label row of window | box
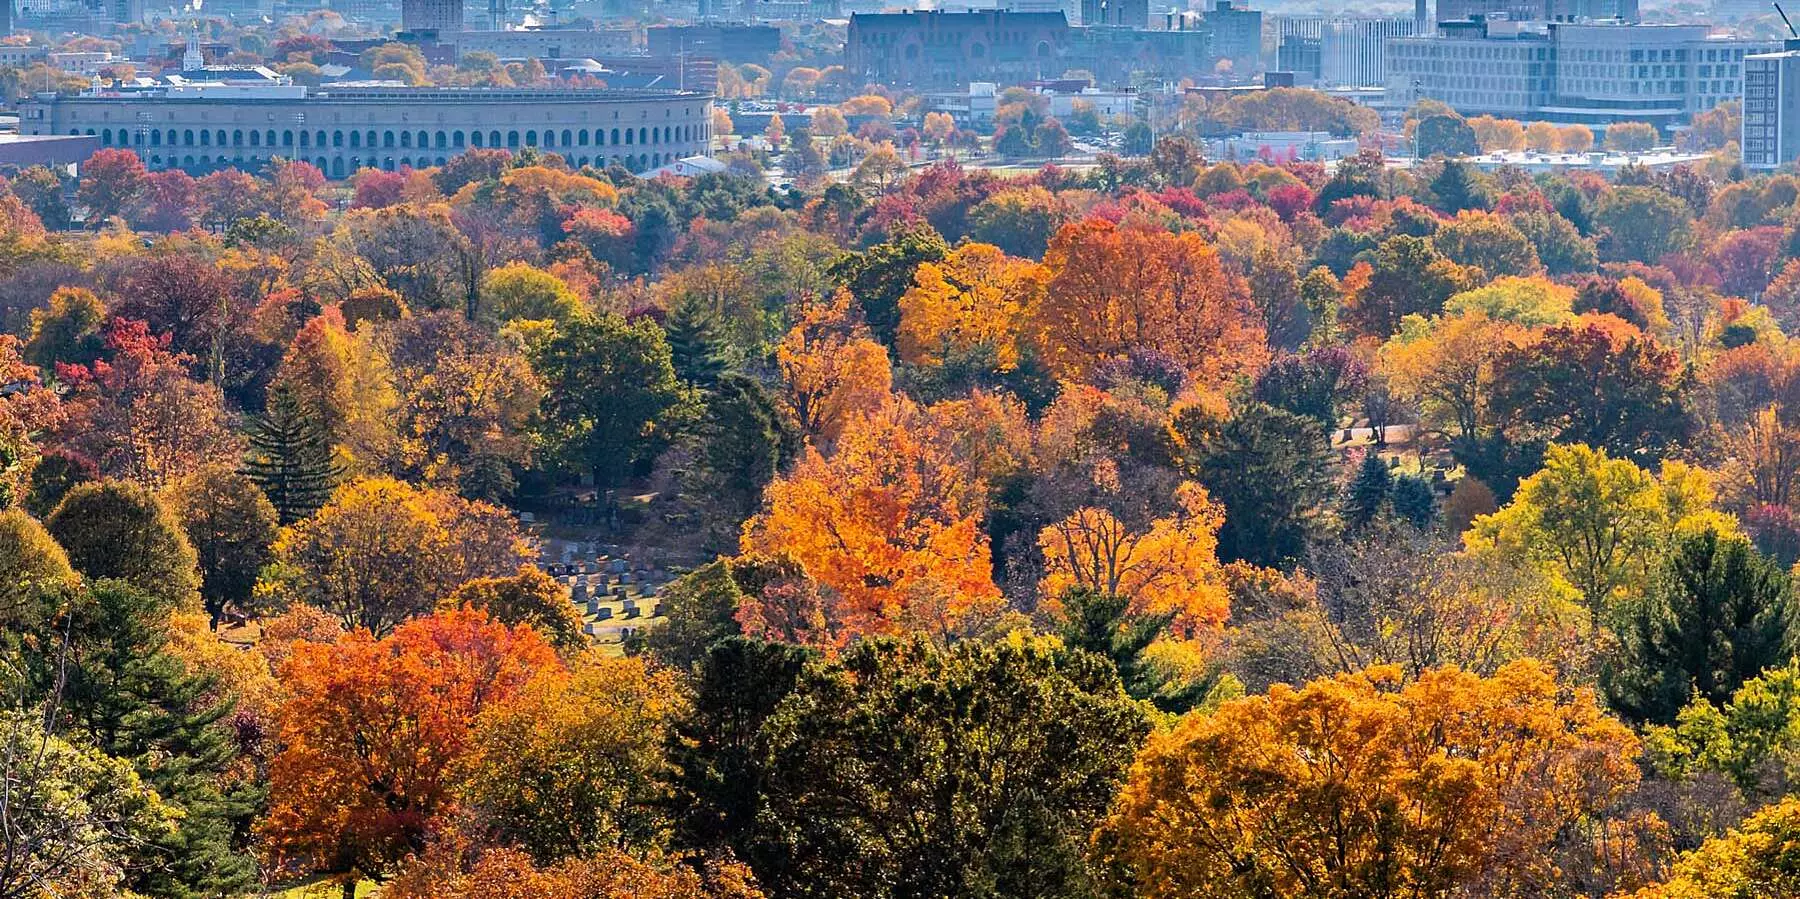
[80,123,705,151]
[141,151,683,177]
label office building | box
[1276,14,1414,86]
[1081,0,1147,28]
[1744,40,1800,168]
[1201,0,1259,74]
[18,74,713,177]
[1387,19,1774,128]
[1438,0,1638,26]
[846,10,1071,87]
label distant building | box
[451,27,638,59]
[1388,19,1773,128]
[1276,14,1414,86]
[846,10,1070,88]
[1437,0,1638,26]
[1200,0,1259,74]
[1065,24,1216,83]
[1744,41,1800,169]
[401,0,462,36]
[1204,130,1362,160]
[19,76,713,177]
[646,24,782,59]
[1081,0,1147,28]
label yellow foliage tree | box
[1465,443,1739,613]
[1100,660,1642,899]
[896,242,1048,372]
[1038,482,1230,635]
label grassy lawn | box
[273,877,378,898]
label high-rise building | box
[402,0,463,36]
[1388,19,1772,127]
[1276,14,1414,85]
[1744,40,1800,168]
[1202,0,1260,74]
[1080,0,1147,28]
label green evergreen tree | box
[244,383,339,524]
[668,637,817,855]
[1181,402,1335,569]
[1604,529,1796,724]
[1053,587,1220,714]
[664,295,733,389]
[1428,158,1491,213]
[689,375,799,548]
[1391,475,1438,529]
[45,579,258,898]
[1345,452,1394,528]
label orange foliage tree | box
[1038,481,1230,635]
[1100,660,1643,899]
[774,289,893,447]
[740,397,1003,643]
[260,609,558,891]
[896,242,1048,372]
[1036,217,1267,386]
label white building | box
[1277,15,1415,87]
[1387,19,1774,128]
[19,80,714,177]
[1204,130,1362,160]
[1744,42,1800,169]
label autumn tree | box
[774,290,893,447]
[77,148,148,224]
[163,463,279,624]
[1467,443,1736,614]
[896,242,1047,375]
[740,398,1003,643]
[442,566,585,651]
[375,311,542,498]
[0,712,176,899]
[266,477,531,636]
[531,312,696,488]
[0,508,77,631]
[56,319,242,487]
[1038,217,1267,386]
[1595,185,1693,263]
[1488,316,1690,464]
[47,479,200,608]
[1099,661,1641,899]
[1038,481,1230,635]
[1344,235,1481,339]
[261,610,557,895]
[457,653,684,862]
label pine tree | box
[1344,451,1393,529]
[1604,530,1796,724]
[664,295,733,389]
[50,580,259,898]
[1391,475,1438,529]
[244,384,338,524]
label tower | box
[181,29,203,71]
[402,0,462,36]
